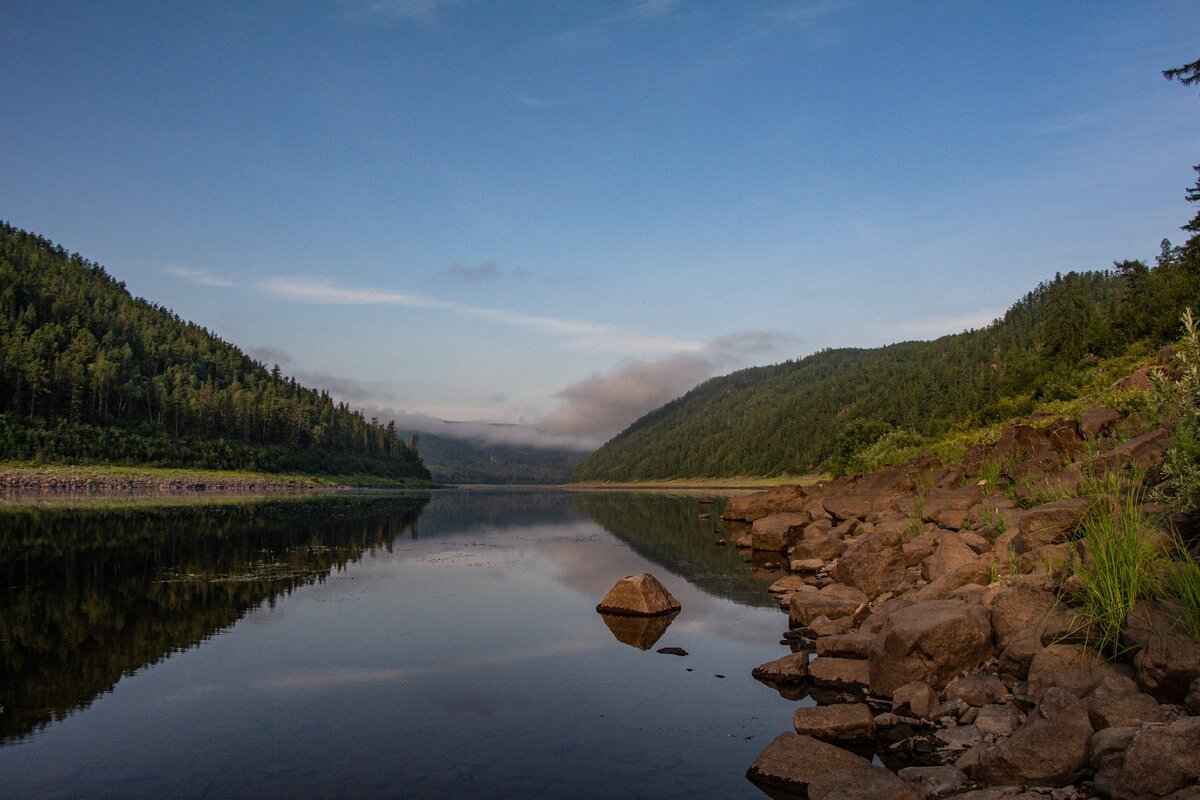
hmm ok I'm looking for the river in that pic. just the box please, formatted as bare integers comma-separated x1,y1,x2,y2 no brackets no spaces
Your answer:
0,488,801,798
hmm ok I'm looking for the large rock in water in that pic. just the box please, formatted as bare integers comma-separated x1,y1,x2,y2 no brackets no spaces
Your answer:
868,599,993,695
596,573,681,616
747,733,921,800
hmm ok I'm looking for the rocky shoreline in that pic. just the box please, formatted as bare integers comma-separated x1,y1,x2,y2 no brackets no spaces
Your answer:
725,406,1200,799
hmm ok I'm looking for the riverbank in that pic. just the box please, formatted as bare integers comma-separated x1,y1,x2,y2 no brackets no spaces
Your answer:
731,403,1199,798
568,474,825,491
0,462,435,492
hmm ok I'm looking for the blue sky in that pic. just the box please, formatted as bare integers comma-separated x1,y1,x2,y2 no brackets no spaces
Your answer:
2,1,1198,449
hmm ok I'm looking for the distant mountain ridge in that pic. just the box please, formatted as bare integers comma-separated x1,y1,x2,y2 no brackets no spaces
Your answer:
575,247,1200,481
0,223,429,482
414,429,585,484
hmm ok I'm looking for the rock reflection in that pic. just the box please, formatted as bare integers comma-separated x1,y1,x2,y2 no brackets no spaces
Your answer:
598,610,680,650
0,492,429,743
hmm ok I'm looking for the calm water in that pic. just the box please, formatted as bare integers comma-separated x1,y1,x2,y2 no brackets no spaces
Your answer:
0,489,800,798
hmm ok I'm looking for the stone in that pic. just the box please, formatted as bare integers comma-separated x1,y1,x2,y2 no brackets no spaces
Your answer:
1094,717,1200,800
960,531,992,555
1087,690,1169,730
809,657,871,691
792,703,877,743
923,535,980,582
1026,643,1109,701
816,632,877,660
892,681,939,720
1012,498,1092,553
790,557,826,572
804,614,857,638
752,512,811,551
792,532,848,563
752,652,810,685
746,733,921,800
1133,631,1200,704
944,674,1008,707
903,532,938,567
921,486,987,530
832,531,906,598
912,557,994,603
974,703,1021,738
721,485,807,522
789,583,869,628
897,765,969,798
997,628,1043,679
1092,426,1170,473
973,687,1093,787
596,573,681,616
868,600,994,695
1089,725,1137,771
1111,367,1155,393
936,724,982,751
1079,408,1121,439
1187,677,1200,714
768,574,811,594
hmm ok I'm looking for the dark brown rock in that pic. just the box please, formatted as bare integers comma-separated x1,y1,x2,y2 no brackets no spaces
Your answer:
832,531,906,598
897,765,968,798
869,600,994,695
792,532,848,563
751,512,811,551
1012,498,1092,553
789,584,868,628
810,657,871,690
746,733,921,800
1092,426,1170,473
989,584,1064,649
596,573,681,616
974,703,1021,738
1026,643,1111,701
944,674,1008,707
1094,717,1200,800
923,535,980,582
752,652,810,685
1079,408,1121,439
973,687,1093,787
816,632,877,660
1087,690,1169,729
792,703,877,743
721,484,806,522
892,681,939,719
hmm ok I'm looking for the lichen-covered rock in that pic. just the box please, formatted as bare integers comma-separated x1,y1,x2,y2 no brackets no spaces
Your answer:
595,573,681,616
868,599,994,695
974,703,1021,738
973,687,1093,787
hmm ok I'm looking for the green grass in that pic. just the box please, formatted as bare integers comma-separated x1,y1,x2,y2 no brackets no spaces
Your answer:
0,461,433,489
1068,492,1165,656
1166,534,1200,640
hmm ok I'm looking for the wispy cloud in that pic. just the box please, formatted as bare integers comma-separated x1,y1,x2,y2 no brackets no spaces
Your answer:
258,276,703,354
439,261,527,283
166,265,237,288
353,0,456,24
516,94,545,107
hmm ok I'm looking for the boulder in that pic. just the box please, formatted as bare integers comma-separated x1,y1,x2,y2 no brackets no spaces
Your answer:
1079,408,1121,439
1012,498,1092,553
1087,690,1169,730
973,703,1021,738
923,535,980,582
1026,643,1110,701
869,600,995,695
912,557,994,603
897,765,968,798
1094,717,1200,800
721,485,806,522
751,512,811,551
892,681,939,720
1092,426,1170,474
921,486,986,530
789,584,869,628
751,652,810,685
768,574,810,594
1111,367,1154,393
747,733,921,800
809,657,871,691
832,531,906,598
792,703,877,743
1133,631,1200,704
973,687,1093,787
989,585,1063,649
816,632,877,660
792,532,848,563
1089,725,1138,772
1187,677,1200,714
595,573,681,616
944,674,1008,707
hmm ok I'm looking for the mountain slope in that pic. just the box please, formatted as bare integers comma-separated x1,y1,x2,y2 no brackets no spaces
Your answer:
576,251,1200,481
415,431,585,484
0,223,429,482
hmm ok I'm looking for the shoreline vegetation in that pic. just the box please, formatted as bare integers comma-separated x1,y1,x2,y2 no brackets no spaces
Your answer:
0,462,434,492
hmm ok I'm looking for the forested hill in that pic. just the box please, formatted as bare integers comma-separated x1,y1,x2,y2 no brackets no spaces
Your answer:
0,223,430,482
417,431,585,484
575,241,1200,482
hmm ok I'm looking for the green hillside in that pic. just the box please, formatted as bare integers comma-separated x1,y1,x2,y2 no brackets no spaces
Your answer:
416,430,585,484
0,224,430,482
576,242,1200,482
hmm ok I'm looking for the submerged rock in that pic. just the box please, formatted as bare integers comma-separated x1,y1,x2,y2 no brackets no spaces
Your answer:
596,573,681,616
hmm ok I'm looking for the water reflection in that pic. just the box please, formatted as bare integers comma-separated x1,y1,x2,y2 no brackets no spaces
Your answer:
571,492,775,607
0,493,428,742
598,610,681,650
